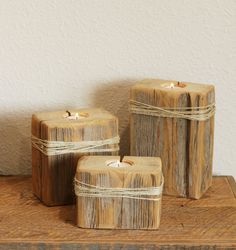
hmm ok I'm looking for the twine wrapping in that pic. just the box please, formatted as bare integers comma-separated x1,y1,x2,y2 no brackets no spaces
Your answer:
31,135,120,156
129,100,215,121
74,176,164,201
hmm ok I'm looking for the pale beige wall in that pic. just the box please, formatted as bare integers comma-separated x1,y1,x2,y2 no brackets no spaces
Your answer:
0,0,235,177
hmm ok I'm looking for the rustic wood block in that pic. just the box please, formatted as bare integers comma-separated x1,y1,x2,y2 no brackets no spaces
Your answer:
32,108,119,206
130,79,215,199
75,155,163,229
0,176,235,249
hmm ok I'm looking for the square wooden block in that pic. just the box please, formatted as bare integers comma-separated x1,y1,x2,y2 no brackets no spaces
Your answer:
32,108,119,206
75,155,163,229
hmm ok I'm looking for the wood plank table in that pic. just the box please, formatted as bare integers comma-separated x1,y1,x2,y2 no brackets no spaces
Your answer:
0,176,235,249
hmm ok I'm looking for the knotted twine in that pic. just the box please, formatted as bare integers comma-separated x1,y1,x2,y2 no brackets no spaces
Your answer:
129,100,215,121
31,135,120,156
74,175,164,201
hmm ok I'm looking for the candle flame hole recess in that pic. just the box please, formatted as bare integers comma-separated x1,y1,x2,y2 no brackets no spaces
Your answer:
161,82,186,89
63,111,89,120
106,159,133,168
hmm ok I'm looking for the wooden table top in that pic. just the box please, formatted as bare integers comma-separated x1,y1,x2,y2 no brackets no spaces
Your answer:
0,176,235,249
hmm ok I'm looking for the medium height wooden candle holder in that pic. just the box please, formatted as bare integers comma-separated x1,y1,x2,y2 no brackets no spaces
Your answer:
130,79,215,199
75,155,163,229
32,108,119,206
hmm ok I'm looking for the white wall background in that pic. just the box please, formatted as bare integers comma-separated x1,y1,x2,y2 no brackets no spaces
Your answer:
0,0,235,178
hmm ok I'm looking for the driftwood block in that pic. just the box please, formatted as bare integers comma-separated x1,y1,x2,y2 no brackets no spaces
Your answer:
130,79,215,199
32,108,119,206
75,155,163,229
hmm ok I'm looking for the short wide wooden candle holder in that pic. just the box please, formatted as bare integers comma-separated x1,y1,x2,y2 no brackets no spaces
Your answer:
32,108,119,206
75,155,163,229
130,79,215,199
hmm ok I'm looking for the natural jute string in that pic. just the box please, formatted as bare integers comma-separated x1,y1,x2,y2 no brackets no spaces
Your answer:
74,176,164,201
129,100,215,121
31,135,120,156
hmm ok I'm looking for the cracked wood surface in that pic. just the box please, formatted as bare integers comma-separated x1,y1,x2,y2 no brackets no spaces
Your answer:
130,79,215,199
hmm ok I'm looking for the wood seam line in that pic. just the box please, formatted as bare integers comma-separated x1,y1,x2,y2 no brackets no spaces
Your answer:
226,176,236,198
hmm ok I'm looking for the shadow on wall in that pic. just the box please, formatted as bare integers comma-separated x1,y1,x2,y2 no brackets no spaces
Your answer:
0,104,76,175
92,80,136,157
0,81,136,175
0,114,32,175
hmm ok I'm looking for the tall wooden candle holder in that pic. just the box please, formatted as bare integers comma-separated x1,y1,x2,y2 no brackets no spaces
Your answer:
32,108,119,206
130,79,215,199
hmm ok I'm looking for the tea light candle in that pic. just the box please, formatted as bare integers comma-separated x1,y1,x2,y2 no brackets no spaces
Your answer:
64,111,89,120
106,160,132,168
162,82,186,89
163,82,175,89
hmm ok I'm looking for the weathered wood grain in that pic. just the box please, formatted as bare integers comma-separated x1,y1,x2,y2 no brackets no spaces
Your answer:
0,176,235,249
32,108,119,206
76,156,162,229
130,79,215,199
